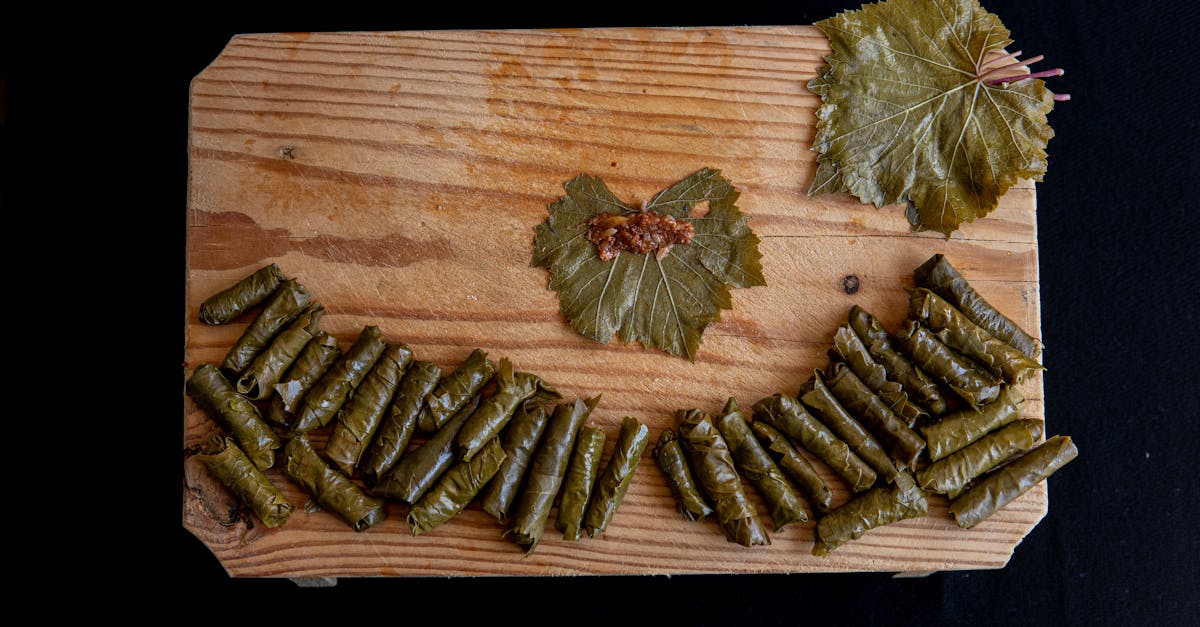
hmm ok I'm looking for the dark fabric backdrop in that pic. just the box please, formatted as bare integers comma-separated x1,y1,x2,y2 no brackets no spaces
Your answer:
65,0,1192,622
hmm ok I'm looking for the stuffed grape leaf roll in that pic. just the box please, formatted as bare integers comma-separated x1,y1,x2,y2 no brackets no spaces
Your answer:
359,360,442,485
194,435,293,528
895,320,1001,409
556,425,606,541
221,278,312,376
583,417,650,537
831,324,927,427
506,396,600,552
748,420,833,513
186,363,279,470
715,398,808,530
267,331,341,426
199,263,286,325
456,358,559,461
824,362,926,470
236,304,324,401
283,435,386,532
812,478,927,556
407,437,506,535
293,325,387,433
479,401,550,523
950,436,1077,529
909,288,1044,384
421,348,495,433
921,385,1025,461
325,343,412,476
751,393,876,493
654,429,714,522
372,395,481,503
914,254,1040,359
678,409,770,547
849,305,948,416
800,371,905,488
917,419,1043,496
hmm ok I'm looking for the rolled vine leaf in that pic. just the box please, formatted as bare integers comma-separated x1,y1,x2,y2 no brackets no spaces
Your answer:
653,429,714,522
479,401,550,523
584,416,651,537
677,408,770,547
199,263,286,326
186,363,279,471
283,435,386,532
714,398,809,531
506,396,601,552
221,279,313,376
407,437,506,536
194,435,293,528
950,436,1077,529
293,325,388,433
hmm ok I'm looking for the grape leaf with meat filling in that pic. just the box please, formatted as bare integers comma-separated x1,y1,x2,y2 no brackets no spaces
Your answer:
808,0,1062,236
532,168,764,361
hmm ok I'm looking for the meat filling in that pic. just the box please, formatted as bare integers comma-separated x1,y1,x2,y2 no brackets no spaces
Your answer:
586,211,695,261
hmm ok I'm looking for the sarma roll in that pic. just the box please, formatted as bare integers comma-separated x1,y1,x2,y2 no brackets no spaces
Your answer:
653,429,714,522
407,437,507,536
583,416,650,537
324,343,413,476
812,479,928,556
199,263,286,325
507,396,600,552
824,362,926,470
186,363,280,470
479,401,550,522
194,435,293,528
849,305,948,416
751,393,876,493
421,348,495,433
372,395,481,503
917,419,1043,496
221,278,312,376
914,254,1040,359
800,371,904,487
456,358,559,461
359,360,442,485
950,436,1077,529
556,425,606,541
831,324,927,427
293,325,387,433
678,409,770,547
284,435,386,532
714,398,808,530
921,386,1025,461
909,288,1044,385
748,420,834,513
895,320,1001,409
236,304,324,401
267,331,341,426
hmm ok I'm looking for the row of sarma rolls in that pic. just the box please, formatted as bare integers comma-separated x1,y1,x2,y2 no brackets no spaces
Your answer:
186,264,650,550
653,254,1077,554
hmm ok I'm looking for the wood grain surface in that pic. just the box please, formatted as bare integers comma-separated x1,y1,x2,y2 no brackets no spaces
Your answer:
184,26,1047,578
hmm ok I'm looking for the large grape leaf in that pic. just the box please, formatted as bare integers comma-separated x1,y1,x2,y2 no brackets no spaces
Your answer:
808,0,1059,236
532,168,765,361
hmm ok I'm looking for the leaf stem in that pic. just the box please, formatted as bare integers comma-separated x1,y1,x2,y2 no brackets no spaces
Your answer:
985,68,1064,86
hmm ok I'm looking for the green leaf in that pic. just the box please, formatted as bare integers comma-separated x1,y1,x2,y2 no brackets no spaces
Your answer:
808,0,1059,236
532,168,765,361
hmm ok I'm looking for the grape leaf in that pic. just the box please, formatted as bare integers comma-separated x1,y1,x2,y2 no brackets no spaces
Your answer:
808,0,1060,236
532,168,765,361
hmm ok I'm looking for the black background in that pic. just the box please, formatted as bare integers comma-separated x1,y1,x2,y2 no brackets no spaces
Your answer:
25,0,1196,622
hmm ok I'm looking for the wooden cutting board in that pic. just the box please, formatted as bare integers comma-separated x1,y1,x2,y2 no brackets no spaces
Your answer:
184,26,1046,578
